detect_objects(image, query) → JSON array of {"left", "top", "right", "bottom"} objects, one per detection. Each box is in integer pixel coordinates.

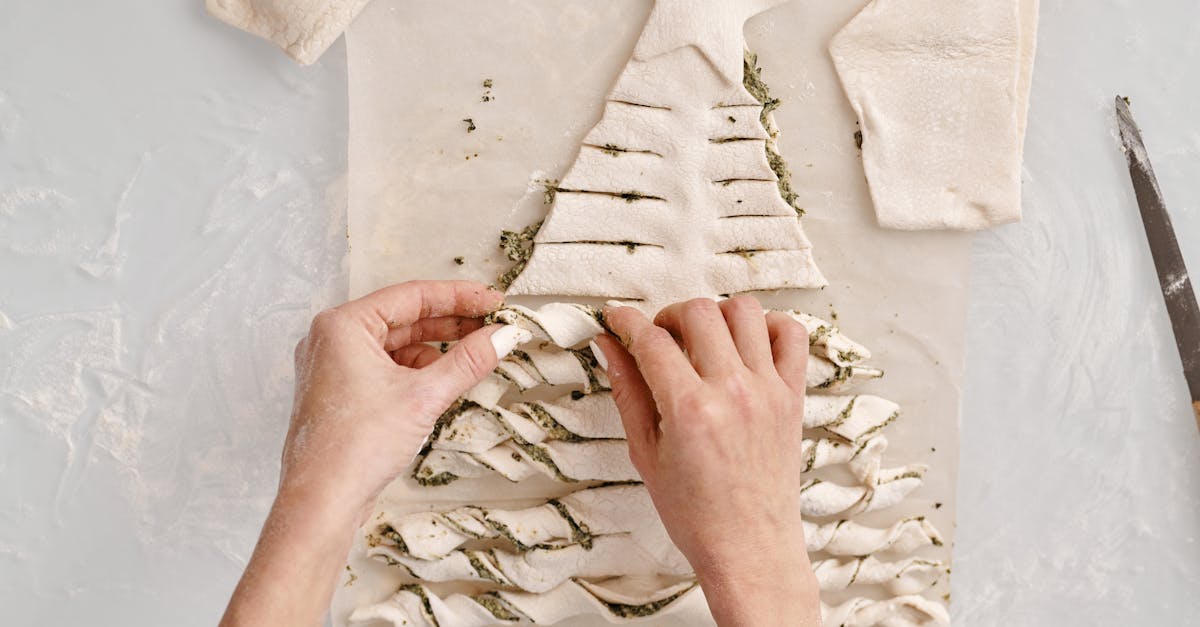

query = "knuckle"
[
  {"left": 309, "top": 308, "right": 346, "bottom": 337},
  {"left": 678, "top": 392, "right": 716, "bottom": 421},
  {"left": 722, "top": 371, "right": 755, "bottom": 404},
  {"left": 631, "top": 325, "right": 670, "bottom": 349},
  {"left": 683, "top": 297, "right": 717, "bottom": 314},
  {"left": 452, "top": 342, "right": 493, "bottom": 380},
  {"left": 726, "top": 294, "right": 761, "bottom": 315}
]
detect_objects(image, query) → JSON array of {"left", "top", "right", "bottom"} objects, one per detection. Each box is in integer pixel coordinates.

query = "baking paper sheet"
[{"left": 335, "top": 1, "right": 969, "bottom": 624}]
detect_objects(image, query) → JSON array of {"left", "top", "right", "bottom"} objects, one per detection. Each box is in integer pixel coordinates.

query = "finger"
[
  {"left": 391, "top": 343, "right": 444, "bottom": 369},
  {"left": 653, "top": 298, "right": 740, "bottom": 376},
  {"left": 766, "top": 312, "right": 809, "bottom": 395},
  {"left": 592, "top": 335, "right": 658, "bottom": 472},
  {"left": 418, "top": 324, "right": 531, "bottom": 408},
  {"left": 338, "top": 281, "right": 503, "bottom": 343},
  {"left": 383, "top": 316, "right": 485, "bottom": 351},
  {"left": 718, "top": 295, "right": 773, "bottom": 372},
  {"left": 603, "top": 305, "right": 699, "bottom": 396}
]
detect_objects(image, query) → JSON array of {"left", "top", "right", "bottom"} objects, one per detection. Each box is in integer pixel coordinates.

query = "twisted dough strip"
[
  {"left": 810, "top": 556, "right": 946, "bottom": 595},
  {"left": 485, "top": 304, "right": 883, "bottom": 390},
  {"left": 418, "top": 384, "right": 896, "bottom": 485},
  {"left": 800, "top": 465, "right": 927, "bottom": 518},
  {"left": 352, "top": 579, "right": 949, "bottom": 627},
  {"left": 366, "top": 539, "right": 942, "bottom": 596},
  {"left": 372, "top": 485, "right": 941, "bottom": 563},
  {"left": 415, "top": 304, "right": 898, "bottom": 486},
  {"left": 803, "top": 516, "right": 943, "bottom": 557},
  {"left": 369, "top": 535, "right": 692, "bottom": 594},
  {"left": 366, "top": 485, "right": 689, "bottom": 594},
  {"left": 350, "top": 576, "right": 703, "bottom": 626},
  {"left": 487, "top": 302, "right": 606, "bottom": 348},
  {"left": 805, "top": 394, "right": 900, "bottom": 444},
  {"left": 821, "top": 594, "right": 951, "bottom": 627}
]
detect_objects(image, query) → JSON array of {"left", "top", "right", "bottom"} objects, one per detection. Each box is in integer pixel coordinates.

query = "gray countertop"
[{"left": 1, "top": 1, "right": 1197, "bottom": 625}]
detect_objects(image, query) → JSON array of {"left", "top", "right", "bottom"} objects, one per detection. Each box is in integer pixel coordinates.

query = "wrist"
[
  {"left": 274, "top": 473, "right": 374, "bottom": 536},
  {"left": 692, "top": 543, "right": 821, "bottom": 627}
]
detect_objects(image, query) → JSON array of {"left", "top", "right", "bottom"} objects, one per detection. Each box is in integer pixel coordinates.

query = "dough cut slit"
[
  {"left": 553, "top": 188, "right": 667, "bottom": 202},
  {"left": 607, "top": 99, "right": 671, "bottom": 111},
  {"left": 582, "top": 144, "right": 665, "bottom": 157},
  {"left": 539, "top": 240, "right": 663, "bottom": 251},
  {"left": 713, "top": 177, "right": 775, "bottom": 185},
  {"left": 708, "top": 137, "right": 763, "bottom": 144}
]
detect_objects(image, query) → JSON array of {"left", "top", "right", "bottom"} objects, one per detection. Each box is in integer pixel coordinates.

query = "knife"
[{"left": 1115, "top": 95, "right": 1200, "bottom": 432}]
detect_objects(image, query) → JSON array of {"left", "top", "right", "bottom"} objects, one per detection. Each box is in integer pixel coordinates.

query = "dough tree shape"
[
  {"left": 505, "top": 0, "right": 826, "bottom": 309},
  {"left": 352, "top": 303, "right": 948, "bottom": 625}
]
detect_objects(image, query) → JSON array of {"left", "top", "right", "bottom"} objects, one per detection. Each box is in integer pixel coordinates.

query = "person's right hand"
[{"left": 594, "top": 296, "right": 822, "bottom": 627}]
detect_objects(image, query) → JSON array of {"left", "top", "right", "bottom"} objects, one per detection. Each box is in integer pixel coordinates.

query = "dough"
[
  {"left": 506, "top": 0, "right": 826, "bottom": 308},
  {"left": 352, "top": 302, "right": 948, "bottom": 626},
  {"left": 206, "top": 0, "right": 369, "bottom": 65},
  {"left": 830, "top": 0, "right": 1040, "bottom": 230}
]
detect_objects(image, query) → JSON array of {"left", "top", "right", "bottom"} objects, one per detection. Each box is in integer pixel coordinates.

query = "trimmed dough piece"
[
  {"left": 206, "top": 0, "right": 369, "bottom": 65},
  {"left": 830, "top": 0, "right": 1039, "bottom": 230}
]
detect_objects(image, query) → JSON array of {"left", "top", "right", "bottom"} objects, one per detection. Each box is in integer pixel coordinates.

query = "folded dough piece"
[
  {"left": 830, "top": 0, "right": 1039, "bottom": 230},
  {"left": 206, "top": 0, "right": 369, "bottom": 64}
]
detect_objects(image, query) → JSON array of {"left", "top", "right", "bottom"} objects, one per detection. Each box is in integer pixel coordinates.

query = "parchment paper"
[{"left": 335, "top": 1, "right": 970, "bottom": 624}]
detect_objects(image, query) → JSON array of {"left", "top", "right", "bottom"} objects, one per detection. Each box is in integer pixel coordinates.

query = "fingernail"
[
  {"left": 490, "top": 325, "right": 532, "bottom": 359},
  {"left": 588, "top": 340, "right": 609, "bottom": 370}
]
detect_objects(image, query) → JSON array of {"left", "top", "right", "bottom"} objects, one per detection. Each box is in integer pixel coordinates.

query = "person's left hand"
[
  {"left": 283, "top": 280, "right": 526, "bottom": 524},
  {"left": 223, "top": 280, "right": 528, "bottom": 627}
]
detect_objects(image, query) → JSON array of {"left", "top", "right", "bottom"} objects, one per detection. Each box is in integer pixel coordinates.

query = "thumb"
[
  {"left": 592, "top": 334, "right": 658, "bottom": 474},
  {"left": 420, "top": 324, "right": 531, "bottom": 408}
]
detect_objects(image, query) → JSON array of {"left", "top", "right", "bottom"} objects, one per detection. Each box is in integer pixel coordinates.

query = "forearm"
[
  {"left": 220, "top": 483, "right": 361, "bottom": 627},
  {"left": 694, "top": 552, "right": 822, "bottom": 627}
]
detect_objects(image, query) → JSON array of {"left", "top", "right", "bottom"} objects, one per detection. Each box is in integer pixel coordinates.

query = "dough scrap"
[
  {"left": 206, "top": 0, "right": 369, "bottom": 65},
  {"left": 830, "top": 0, "right": 1039, "bottom": 230}
]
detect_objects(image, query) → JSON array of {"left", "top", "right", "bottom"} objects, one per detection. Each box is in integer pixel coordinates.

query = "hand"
[
  {"left": 222, "top": 280, "right": 528, "bottom": 627},
  {"left": 594, "top": 296, "right": 821, "bottom": 627},
  {"left": 283, "top": 280, "right": 521, "bottom": 522}
]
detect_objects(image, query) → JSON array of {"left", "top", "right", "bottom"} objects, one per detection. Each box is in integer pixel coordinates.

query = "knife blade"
[{"left": 1115, "top": 95, "right": 1200, "bottom": 432}]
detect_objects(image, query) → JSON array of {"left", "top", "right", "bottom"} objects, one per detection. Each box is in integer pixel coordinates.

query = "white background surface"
[{"left": 1, "top": 1, "right": 1198, "bottom": 625}]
